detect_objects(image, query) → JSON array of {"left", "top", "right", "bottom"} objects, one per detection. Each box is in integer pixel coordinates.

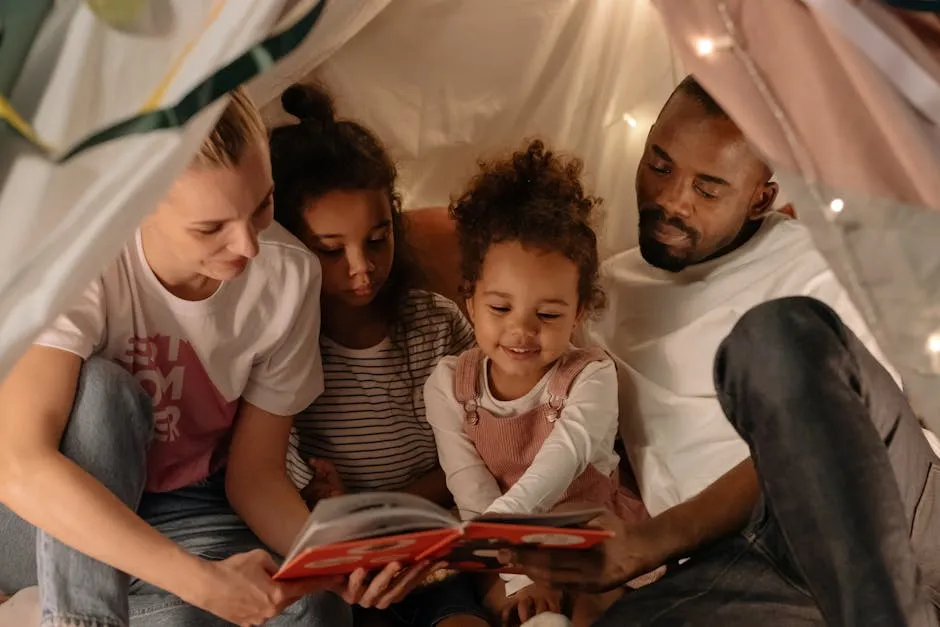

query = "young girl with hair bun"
[{"left": 269, "top": 83, "right": 490, "bottom": 627}]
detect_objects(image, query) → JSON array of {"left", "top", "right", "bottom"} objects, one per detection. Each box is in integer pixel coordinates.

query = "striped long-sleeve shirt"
[{"left": 287, "top": 290, "right": 475, "bottom": 492}]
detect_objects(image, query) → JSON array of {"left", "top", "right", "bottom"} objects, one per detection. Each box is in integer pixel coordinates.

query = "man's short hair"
[
  {"left": 665, "top": 75, "right": 728, "bottom": 118},
  {"left": 662, "top": 75, "right": 773, "bottom": 181}
]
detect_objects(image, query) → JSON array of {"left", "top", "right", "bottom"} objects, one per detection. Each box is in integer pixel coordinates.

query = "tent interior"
[
  {"left": 1, "top": 1, "right": 939, "bottom": 453},
  {"left": 1, "top": 0, "right": 940, "bottom": 623}
]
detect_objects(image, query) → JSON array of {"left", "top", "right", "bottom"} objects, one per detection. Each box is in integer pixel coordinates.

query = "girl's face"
[
  {"left": 303, "top": 189, "right": 395, "bottom": 308},
  {"left": 145, "top": 140, "right": 274, "bottom": 283},
  {"left": 466, "top": 240, "right": 582, "bottom": 399}
]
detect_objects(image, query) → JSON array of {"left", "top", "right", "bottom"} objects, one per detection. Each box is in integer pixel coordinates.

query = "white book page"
[{"left": 284, "top": 493, "right": 459, "bottom": 563}]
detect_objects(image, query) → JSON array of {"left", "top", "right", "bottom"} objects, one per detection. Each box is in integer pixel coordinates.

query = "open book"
[{"left": 274, "top": 492, "right": 611, "bottom": 580}]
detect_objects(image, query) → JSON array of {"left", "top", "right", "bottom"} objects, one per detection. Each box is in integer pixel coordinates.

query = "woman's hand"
[
  {"left": 341, "top": 560, "right": 448, "bottom": 610},
  {"left": 301, "top": 458, "right": 346, "bottom": 508},
  {"left": 187, "top": 549, "right": 345, "bottom": 627}
]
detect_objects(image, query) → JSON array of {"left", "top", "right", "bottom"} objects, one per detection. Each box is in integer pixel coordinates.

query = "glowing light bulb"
[
  {"left": 928, "top": 333, "right": 940, "bottom": 354},
  {"left": 696, "top": 38, "right": 716, "bottom": 56},
  {"left": 829, "top": 198, "right": 844, "bottom": 213},
  {"left": 622, "top": 113, "right": 637, "bottom": 128},
  {"left": 694, "top": 35, "right": 734, "bottom": 57}
]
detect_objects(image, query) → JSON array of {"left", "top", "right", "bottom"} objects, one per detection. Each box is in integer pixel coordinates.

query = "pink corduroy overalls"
[
  {"left": 453, "top": 347, "right": 646, "bottom": 522},
  {"left": 453, "top": 347, "right": 664, "bottom": 588}
]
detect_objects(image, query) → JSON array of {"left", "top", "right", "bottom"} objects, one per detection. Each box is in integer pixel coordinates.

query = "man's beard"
[{"left": 637, "top": 206, "right": 699, "bottom": 273}]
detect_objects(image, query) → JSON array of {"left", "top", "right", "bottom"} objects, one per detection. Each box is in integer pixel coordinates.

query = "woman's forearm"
[
  {"left": 227, "top": 467, "right": 310, "bottom": 558},
  {"left": 1, "top": 450, "right": 212, "bottom": 600}
]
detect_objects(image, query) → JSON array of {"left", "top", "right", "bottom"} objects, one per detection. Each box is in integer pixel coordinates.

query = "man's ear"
[{"left": 748, "top": 180, "right": 779, "bottom": 221}]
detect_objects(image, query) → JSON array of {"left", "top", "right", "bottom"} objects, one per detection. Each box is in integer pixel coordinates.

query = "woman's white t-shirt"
[{"left": 35, "top": 222, "right": 324, "bottom": 493}]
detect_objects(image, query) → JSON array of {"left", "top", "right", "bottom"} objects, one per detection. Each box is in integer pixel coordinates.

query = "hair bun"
[{"left": 281, "top": 83, "right": 336, "bottom": 125}]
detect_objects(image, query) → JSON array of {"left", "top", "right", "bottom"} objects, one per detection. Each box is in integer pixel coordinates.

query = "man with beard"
[{"left": 502, "top": 76, "right": 940, "bottom": 626}]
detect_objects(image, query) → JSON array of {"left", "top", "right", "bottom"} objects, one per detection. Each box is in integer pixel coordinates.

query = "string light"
[
  {"left": 622, "top": 113, "right": 637, "bottom": 128},
  {"left": 694, "top": 35, "right": 733, "bottom": 57},
  {"left": 829, "top": 198, "right": 844, "bottom": 213},
  {"left": 695, "top": 38, "right": 715, "bottom": 56},
  {"left": 928, "top": 333, "right": 940, "bottom": 354}
]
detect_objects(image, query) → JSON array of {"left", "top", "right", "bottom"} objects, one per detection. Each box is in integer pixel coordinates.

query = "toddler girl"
[{"left": 424, "top": 140, "right": 653, "bottom": 627}]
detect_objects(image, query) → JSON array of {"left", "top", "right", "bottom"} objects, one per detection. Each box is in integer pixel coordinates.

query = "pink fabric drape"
[
  {"left": 652, "top": 0, "right": 940, "bottom": 210},
  {"left": 653, "top": 0, "right": 940, "bottom": 429}
]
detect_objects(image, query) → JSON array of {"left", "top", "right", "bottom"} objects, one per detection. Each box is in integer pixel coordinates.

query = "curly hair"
[
  {"left": 449, "top": 139, "right": 605, "bottom": 313},
  {"left": 268, "top": 83, "right": 419, "bottom": 336}
]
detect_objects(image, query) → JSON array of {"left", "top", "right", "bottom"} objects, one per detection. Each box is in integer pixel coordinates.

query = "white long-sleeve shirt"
[
  {"left": 425, "top": 352, "right": 621, "bottom": 596},
  {"left": 424, "top": 353, "right": 620, "bottom": 520}
]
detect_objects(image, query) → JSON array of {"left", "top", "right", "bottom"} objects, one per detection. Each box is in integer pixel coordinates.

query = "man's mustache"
[{"left": 638, "top": 204, "right": 698, "bottom": 240}]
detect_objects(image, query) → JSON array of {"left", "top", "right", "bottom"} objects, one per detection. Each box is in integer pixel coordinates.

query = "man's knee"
[
  {"left": 725, "top": 297, "right": 844, "bottom": 359},
  {"left": 716, "top": 297, "right": 849, "bottom": 382},
  {"left": 714, "top": 297, "right": 850, "bottom": 433}
]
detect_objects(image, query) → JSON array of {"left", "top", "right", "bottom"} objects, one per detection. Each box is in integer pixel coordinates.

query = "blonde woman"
[{"left": 0, "top": 89, "right": 413, "bottom": 627}]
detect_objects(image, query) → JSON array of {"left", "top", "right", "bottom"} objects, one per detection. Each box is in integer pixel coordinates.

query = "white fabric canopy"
[
  {"left": 256, "top": 0, "right": 681, "bottom": 259},
  {"left": 2, "top": 0, "right": 939, "bottom": 431},
  {"left": 0, "top": 0, "right": 327, "bottom": 381}
]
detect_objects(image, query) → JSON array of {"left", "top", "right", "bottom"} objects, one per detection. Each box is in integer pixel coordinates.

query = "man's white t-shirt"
[
  {"left": 36, "top": 222, "right": 324, "bottom": 493},
  {"left": 585, "top": 213, "right": 903, "bottom": 516}
]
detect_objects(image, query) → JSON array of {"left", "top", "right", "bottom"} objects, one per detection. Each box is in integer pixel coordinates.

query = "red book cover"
[{"left": 274, "top": 493, "right": 611, "bottom": 581}]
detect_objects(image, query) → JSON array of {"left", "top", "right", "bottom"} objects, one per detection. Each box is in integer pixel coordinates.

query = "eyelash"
[
  {"left": 648, "top": 164, "right": 718, "bottom": 200},
  {"left": 194, "top": 199, "right": 272, "bottom": 236},
  {"left": 487, "top": 305, "right": 561, "bottom": 321},
  {"left": 695, "top": 186, "right": 717, "bottom": 200},
  {"left": 318, "top": 235, "right": 388, "bottom": 256}
]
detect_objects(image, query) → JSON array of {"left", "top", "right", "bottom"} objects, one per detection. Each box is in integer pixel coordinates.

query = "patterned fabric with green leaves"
[{"left": 0, "top": 0, "right": 326, "bottom": 162}]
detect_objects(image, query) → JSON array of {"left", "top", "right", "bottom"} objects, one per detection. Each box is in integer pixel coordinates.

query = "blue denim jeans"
[
  {"left": 0, "top": 357, "right": 351, "bottom": 627},
  {"left": 597, "top": 297, "right": 939, "bottom": 627}
]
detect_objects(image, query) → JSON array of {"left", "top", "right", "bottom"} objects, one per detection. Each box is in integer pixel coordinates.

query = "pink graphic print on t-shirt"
[{"left": 115, "top": 335, "right": 238, "bottom": 493}]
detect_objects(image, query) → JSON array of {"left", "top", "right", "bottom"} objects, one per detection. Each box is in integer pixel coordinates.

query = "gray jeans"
[
  {"left": 597, "top": 297, "right": 940, "bottom": 627},
  {"left": 0, "top": 357, "right": 352, "bottom": 627}
]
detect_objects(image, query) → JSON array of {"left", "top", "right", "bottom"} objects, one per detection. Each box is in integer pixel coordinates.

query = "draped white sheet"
[
  {"left": 2, "top": 0, "right": 939, "bottom": 432},
  {"left": 0, "top": 0, "right": 326, "bottom": 380},
  {"left": 258, "top": 0, "right": 681, "bottom": 260}
]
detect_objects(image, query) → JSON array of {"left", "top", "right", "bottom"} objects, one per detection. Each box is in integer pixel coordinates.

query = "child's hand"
[
  {"left": 300, "top": 458, "right": 345, "bottom": 508},
  {"left": 502, "top": 583, "right": 563, "bottom": 626},
  {"left": 342, "top": 561, "right": 448, "bottom": 610}
]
